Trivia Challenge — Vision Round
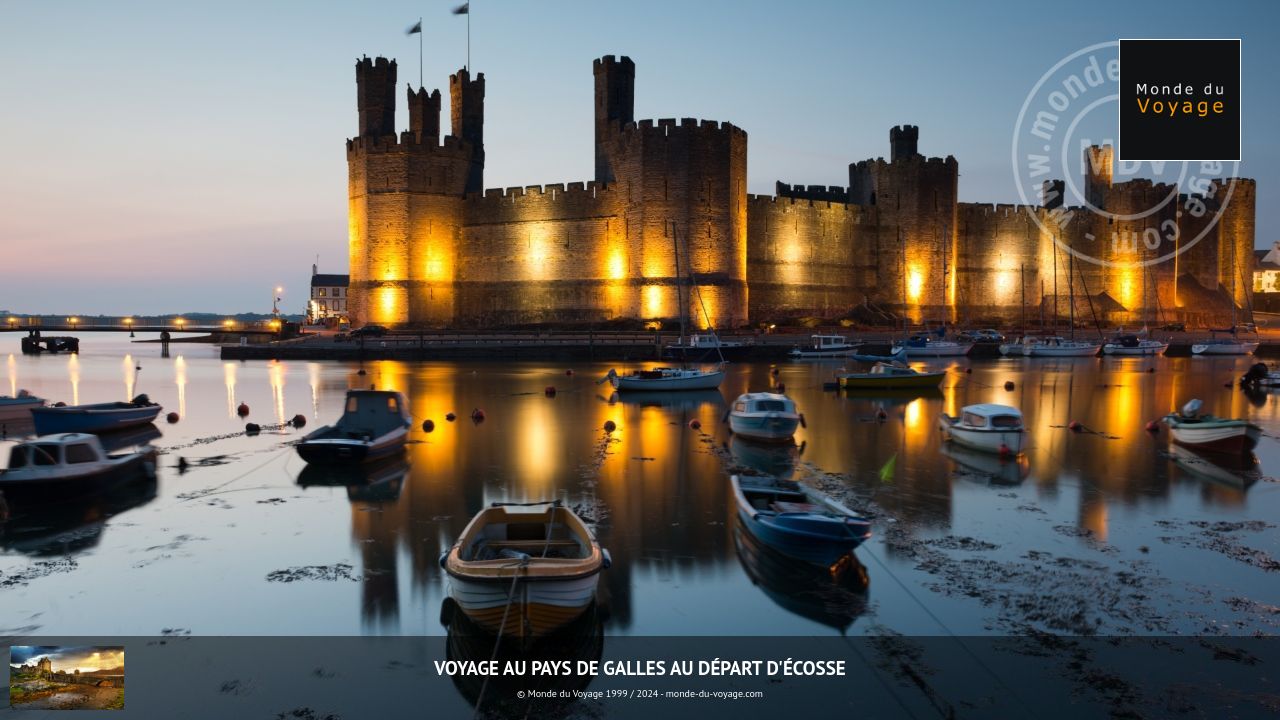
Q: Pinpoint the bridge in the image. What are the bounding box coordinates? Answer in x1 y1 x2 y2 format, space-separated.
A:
1 319 283 334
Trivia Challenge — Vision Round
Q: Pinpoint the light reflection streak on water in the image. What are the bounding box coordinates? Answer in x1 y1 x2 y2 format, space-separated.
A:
123 354 136 401
68 353 80 405
175 355 187 419
224 362 237 419
269 360 286 424
7 354 15 396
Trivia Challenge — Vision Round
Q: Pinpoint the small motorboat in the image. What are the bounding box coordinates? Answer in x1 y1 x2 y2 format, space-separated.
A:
665 333 752 361
1191 339 1259 355
604 366 723 392
1022 336 1101 357
1162 399 1261 454
851 344 906 363
295 389 411 465
904 335 973 358
0 433 157 505
1240 362 1280 389
728 392 803 442
0 391 44 424
837 362 945 390
731 475 871 567
1102 333 1168 356
789 335 862 359
30 395 162 435
938 403 1026 455
442 501 609 638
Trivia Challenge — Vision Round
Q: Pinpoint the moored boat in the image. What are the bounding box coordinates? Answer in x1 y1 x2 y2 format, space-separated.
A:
837 361 945 390
665 333 752 361
442 501 609 638
938 403 1026 455
851 344 906 363
728 392 803 442
295 389 411 465
1191 339 1259 355
1162 399 1261 454
0 433 157 505
789 334 862 359
1102 334 1168 356
1022 336 1101 357
904 335 973 358
0 392 44 424
604 366 723 392
30 395 162 435
730 475 871 567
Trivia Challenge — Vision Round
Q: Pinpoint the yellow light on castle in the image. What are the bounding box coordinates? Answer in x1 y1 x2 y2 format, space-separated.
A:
906 267 924 303
606 248 627 280
642 285 666 318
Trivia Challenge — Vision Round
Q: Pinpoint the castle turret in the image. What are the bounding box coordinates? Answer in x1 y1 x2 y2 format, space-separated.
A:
407 85 441 142
356 56 396 137
594 55 635 183
890 125 919 163
1084 144 1113 209
449 68 485 194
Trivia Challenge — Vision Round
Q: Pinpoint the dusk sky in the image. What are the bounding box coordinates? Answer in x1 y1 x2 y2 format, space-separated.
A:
9 646 124 673
3 1 1277 315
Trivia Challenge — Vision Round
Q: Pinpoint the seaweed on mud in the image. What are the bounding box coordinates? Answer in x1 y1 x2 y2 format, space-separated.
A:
1156 519 1280 572
266 563 361 583
0 557 77 588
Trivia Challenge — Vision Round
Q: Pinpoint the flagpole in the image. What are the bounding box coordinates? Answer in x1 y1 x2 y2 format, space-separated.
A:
466 4 471 71
418 16 423 88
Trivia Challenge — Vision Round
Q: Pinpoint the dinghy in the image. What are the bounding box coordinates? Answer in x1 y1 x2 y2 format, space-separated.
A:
442 501 609 638
731 475 871 567
295 389 411 465
728 392 803 442
0 433 157 505
30 395 161 435
1162 399 1261 454
938 403 1026 455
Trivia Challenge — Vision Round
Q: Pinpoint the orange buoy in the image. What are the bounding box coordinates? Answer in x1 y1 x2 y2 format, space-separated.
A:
422 419 435 432
291 414 306 428
1145 420 1159 433
237 402 250 417
445 412 457 422
545 386 557 397
603 420 617 433
688 419 701 430
1068 421 1083 432
165 412 180 424
1004 381 1015 391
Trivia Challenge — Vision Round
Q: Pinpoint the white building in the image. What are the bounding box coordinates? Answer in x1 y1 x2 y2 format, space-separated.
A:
1254 243 1280 294
308 266 349 325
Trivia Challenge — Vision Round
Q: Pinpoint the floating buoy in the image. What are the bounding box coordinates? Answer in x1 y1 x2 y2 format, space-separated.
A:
135 365 142 371
53 401 66 408
245 422 261 435
544 386 557 397
688 419 701 430
603 420 617 433
237 402 250 417
565 369 575 376
471 408 486 423
998 443 1012 458
290 414 307 429
876 408 888 422
165 412 180 424
1068 420 1083 432
1004 381 1015 391
1222 381 1232 388
445 412 457 422
1145 420 1159 433
422 419 435 432
770 366 780 376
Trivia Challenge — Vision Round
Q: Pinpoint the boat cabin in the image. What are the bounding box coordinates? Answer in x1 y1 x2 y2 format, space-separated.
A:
334 390 411 437
957 404 1023 430
807 335 849 349
869 362 918 376
733 393 797 415
5 433 108 470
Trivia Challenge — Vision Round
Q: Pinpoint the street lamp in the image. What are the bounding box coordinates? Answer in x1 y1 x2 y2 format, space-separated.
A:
175 318 186 330
273 286 284 316
124 316 134 337
6 317 16 330
69 317 79 328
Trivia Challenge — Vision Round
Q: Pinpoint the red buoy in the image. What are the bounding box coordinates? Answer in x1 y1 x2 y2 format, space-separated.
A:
1068 420 1083 432
166 412 180 424
290 414 307 428
876 408 888 422
545 386 557 397
1004 381 1015 391
445 412 457 422
422 419 435 432
237 402 250 417
688 419 701 430
1145 420 1159 433
603 420 617 433
565 369 575 376
998 443 1012 458
471 408 486 423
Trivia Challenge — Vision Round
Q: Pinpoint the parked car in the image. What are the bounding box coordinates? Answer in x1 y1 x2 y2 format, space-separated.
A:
1159 322 1186 332
957 329 1005 343
351 324 388 337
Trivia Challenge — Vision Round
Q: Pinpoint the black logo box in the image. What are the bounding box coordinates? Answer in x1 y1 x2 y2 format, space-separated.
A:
1119 39 1240 162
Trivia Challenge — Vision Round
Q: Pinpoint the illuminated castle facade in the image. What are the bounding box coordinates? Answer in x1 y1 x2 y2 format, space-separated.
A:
347 55 1255 329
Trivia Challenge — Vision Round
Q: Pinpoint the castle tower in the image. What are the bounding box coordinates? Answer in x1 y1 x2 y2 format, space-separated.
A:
594 55 635 183
889 125 919 163
356 56 397 137
37 658 51 675
407 85 441 142
449 68 485 195
1084 144 1113 209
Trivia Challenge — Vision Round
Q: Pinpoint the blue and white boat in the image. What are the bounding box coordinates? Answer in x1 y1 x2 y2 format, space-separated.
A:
728 392 803 442
851 344 906 363
30 395 162 435
731 475 871 567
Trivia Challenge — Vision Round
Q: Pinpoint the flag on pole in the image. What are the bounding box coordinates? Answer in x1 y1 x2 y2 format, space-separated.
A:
406 20 422 35
452 3 469 14
878 453 897 484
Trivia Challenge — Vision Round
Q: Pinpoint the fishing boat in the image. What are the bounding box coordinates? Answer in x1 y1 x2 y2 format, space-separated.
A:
730 475 872 567
904 334 973 358
665 333 752 361
836 362 945 390
1022 336 1101 357
1162 399 1261 454
295 389 411 465
604 366 724 392
938 403 1026 455
0 433 157 505
851 344 906 363
30 395 162 435
727 392 803 442
0 392 44 424
1103 333 1168 356
442 501 609 638
1191 338 1259 356
789 335 862 359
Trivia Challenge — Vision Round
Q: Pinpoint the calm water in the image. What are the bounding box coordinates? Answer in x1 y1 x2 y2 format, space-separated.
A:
1 335 1277 638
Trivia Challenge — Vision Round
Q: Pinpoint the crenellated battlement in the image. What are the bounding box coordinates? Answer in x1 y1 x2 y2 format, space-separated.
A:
618 117 746 139
463 179 616 211
774 182 850 204
345 133 472 156
959 202 1043 218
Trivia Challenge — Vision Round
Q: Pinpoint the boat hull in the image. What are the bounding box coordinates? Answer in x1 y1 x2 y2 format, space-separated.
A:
789 349 858 359
448 572 601 638
1166 422 1260 454
30 404 162 435
1024 345 1101 357
665 345 752 362
838 372 945 390
1192 342 1259 355
610 370 723 392
938 417 1025 454
904 344 972 358
728 414 800 442
0 452 156 506
731 476 871 567
0 398 43 424
1103 343 1168 356
295 426 407 466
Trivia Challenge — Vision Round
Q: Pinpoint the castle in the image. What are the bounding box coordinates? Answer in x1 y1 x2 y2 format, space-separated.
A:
347 55 1255 329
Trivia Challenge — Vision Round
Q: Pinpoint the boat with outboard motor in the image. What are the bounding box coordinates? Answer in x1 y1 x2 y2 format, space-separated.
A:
295 389 411 465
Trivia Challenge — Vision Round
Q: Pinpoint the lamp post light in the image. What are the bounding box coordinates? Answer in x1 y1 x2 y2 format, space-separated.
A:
273 286 283 317
124 317 134 337
6 317 16 330
175 318 186 331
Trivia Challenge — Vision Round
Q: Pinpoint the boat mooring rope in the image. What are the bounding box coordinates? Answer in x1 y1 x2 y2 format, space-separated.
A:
472 557 528 720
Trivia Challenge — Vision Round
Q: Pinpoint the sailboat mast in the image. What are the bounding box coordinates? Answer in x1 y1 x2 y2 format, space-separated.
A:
673 221 685 344
1020 263 1026 331
1052 239 1059 333
1068 249 1076 340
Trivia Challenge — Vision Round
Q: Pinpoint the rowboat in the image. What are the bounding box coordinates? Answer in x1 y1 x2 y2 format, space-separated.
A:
904 335 972 358
938 403 1025 455
789 335 861 359
0 393 44 424
728 392 803 442
295 389 411 465
730 475 871 567
1162 399 1261 454
30 395 162 435
837 362 945 390
1191 339 1259 355
1022 336 1101 357
605 366 723 392
1102 334 1168 356
0 433 157 506
442 501 609 638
